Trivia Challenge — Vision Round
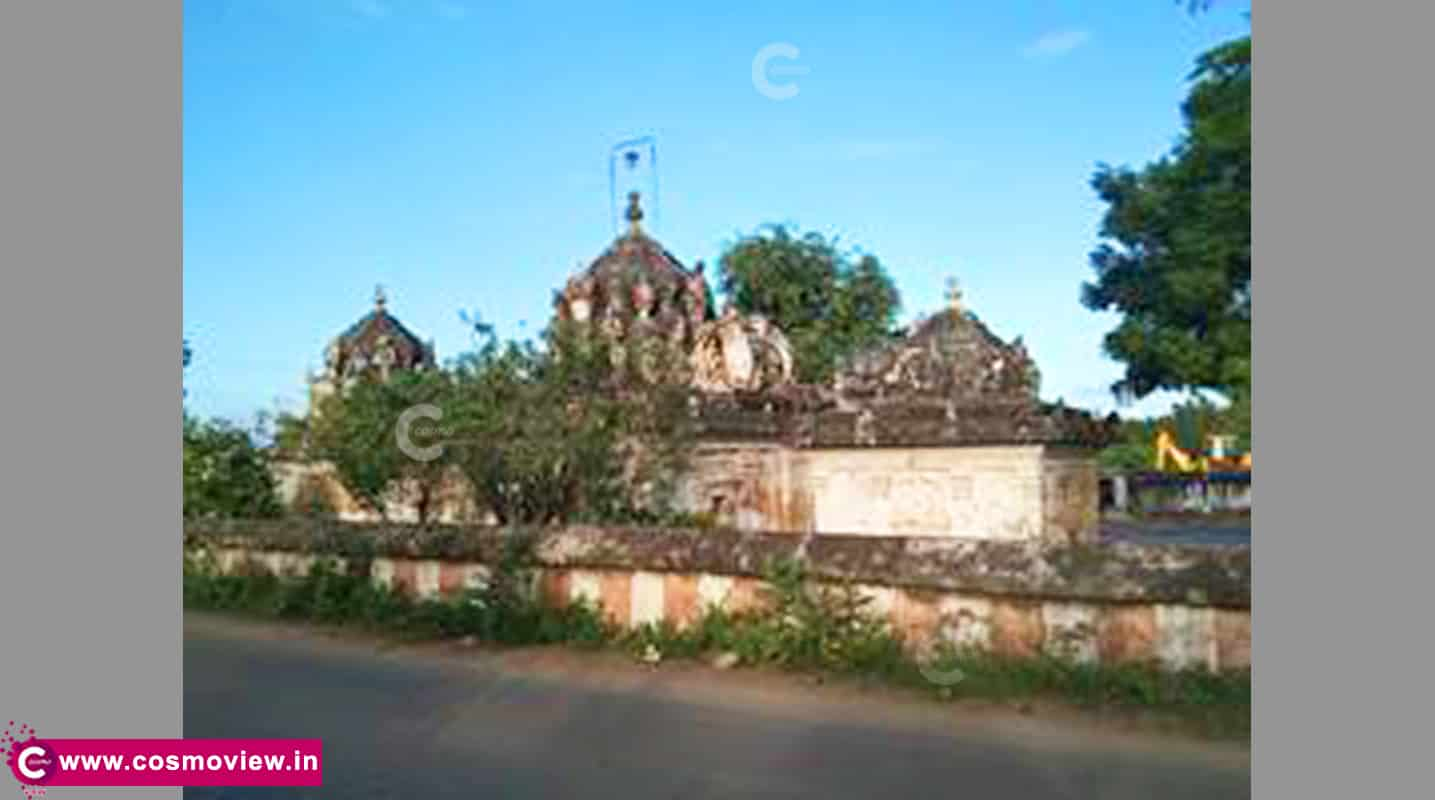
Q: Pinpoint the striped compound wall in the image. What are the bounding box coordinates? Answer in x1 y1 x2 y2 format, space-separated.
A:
201 544 1250 673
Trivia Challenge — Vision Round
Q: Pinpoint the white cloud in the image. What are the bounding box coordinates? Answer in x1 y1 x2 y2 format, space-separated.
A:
1023 30 1091 59
352 0 389 19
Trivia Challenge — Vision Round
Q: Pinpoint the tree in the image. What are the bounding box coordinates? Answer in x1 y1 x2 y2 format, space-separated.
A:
717 225 902 383
271 411 309 459
1081 36 1250 418
182 339 192 398
309 368 458 524
183 416 284 519
446 321 694 525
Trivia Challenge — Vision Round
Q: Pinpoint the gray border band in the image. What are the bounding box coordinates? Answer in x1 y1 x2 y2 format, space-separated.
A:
0 3 181 798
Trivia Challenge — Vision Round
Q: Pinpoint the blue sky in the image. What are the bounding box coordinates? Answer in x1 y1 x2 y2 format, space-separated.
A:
183 0 1250 425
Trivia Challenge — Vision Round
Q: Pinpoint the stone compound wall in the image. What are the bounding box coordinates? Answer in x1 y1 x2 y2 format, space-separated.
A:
272 461 484 525
680 443 1099 544
276 441 1101 545
1040 447 1102 544
185 520 1250 673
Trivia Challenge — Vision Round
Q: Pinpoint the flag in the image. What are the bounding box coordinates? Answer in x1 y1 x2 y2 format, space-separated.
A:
609 136 658 234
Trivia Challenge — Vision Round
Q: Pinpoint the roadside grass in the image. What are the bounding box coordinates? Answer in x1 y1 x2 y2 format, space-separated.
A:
183 549 1249 740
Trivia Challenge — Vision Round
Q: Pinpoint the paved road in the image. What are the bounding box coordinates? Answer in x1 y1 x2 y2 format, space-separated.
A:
1101 518 1252 547
184 613 1249 799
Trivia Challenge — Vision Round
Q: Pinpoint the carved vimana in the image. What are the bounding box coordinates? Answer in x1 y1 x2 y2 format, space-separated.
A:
552 192 796 394
309 285 436 415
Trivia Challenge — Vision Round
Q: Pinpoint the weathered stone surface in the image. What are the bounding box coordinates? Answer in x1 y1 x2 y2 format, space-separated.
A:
1214 608 1252 670
891 589 944 652
663 574 702 629
202 537 1250 672
936 595 993 650
1156 605 1216 671
989 600 1046 659
696 574 733 613
1041 602 1099 664
185 519 1250 609
570 570 602 607
538 569 570 607
598 571 632 626
630 571 665 627
727 576 770 615
692 399 1117 449
392 560 419 596
1097 605 1160 665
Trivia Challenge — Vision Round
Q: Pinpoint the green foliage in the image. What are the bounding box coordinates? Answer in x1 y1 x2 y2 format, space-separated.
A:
1098 419 1157 472
182 338 194 399
921 645 1249 733
271 412 309 460
183 415 284 519
446 321 695 525
1082 36 1251 405
622 559 905 676
309 368 457 523
717 225 902 383
747 558 906 674
301 313 695 526
183 539 614 646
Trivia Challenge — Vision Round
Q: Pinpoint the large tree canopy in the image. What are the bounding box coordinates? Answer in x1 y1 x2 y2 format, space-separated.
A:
183 416 283 519
310 368 458 524
1082 36 1251 405
717 225 902 384
304 319 695 526
445 322 694 525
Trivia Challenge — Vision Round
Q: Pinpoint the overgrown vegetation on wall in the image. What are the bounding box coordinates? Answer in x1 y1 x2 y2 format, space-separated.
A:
183 415 284 519
303 321 696 526
184 543 1249 739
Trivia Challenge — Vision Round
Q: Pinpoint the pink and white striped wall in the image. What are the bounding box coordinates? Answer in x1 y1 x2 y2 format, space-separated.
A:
204 546 1250 673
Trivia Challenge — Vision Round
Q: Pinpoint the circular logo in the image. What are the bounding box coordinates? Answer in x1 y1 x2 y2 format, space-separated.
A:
918 659 966 688
10 740 58 786
752 42 807 101
396 403 446 462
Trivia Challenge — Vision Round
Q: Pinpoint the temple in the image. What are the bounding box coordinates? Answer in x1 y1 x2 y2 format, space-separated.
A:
279 193 1116 542
279 289 458 522
552 193 1115 543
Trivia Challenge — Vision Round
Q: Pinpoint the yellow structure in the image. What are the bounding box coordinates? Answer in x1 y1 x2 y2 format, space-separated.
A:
1154 429 1251 475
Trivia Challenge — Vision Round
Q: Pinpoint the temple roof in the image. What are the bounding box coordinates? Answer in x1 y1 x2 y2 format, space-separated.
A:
554 192 711 344
547 206 1113 449
321 287 435 382
833 283 1039 407
691 280 1116 448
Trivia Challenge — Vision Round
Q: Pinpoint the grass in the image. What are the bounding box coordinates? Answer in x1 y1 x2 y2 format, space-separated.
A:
183 548 1250 740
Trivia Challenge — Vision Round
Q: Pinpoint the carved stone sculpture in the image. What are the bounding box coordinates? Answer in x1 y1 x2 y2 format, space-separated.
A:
690 307 795 393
